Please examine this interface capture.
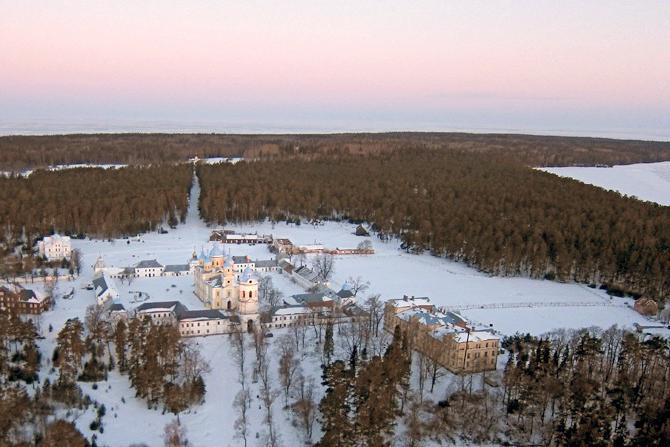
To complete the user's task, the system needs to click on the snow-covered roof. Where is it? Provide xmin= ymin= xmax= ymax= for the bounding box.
xmin=209 ymin=244 xmax=224 ymax=257
xmin=178 ymin=309 xmax=227 ymax=321
xmin=99 ymin=266 xmax=125 ymax=276
xmin=299 ymin=244 xmax=324 ymax=250
xmin=254 ymin=259 xmax=277 ymax=268
xmin=0 ymin=284 xmax=48 ymax=304
xmin=398 ymin=307 xmax=499 ymax=344
xmin=164 ymin=264 xmax=189 ymax=273
xmin=136 ymin=301 xmax=187 ymax=315
xmin=272 ymin=305 xmax=312 ymax=316
xmin=292 ymin=292 xmax=333 ymax=304
xmin=92 ymin=274 xmax=110 ymax=297
xmin=233 ymin=255 xmax=251 ymax=264
xmin=225 ymin=234 xmax=259 ymax=240
xmin=294 ymin=266 xmax=319 ymax=282
xmin=42 ymin=234 xmax=71 ymax=244
xmin=282 ymin=296 xmax=300 ymax=306
xmin=109 ymin=303 xmax=126 ymax=312
xmin=336 ymin=288 xmax=355 ymax=299
xmin=240 ymin=267 xmax=257 ymax=283
xmin=387 ymin=296 xmax=432 ymax=309
xmin=19 ymin=288 xmax=48 ymax=304
xmin=135 ymin=259 xmax=163 ymax=269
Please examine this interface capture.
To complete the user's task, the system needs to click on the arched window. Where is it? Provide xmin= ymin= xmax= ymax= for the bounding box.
xmin=242 ymin=291 xmax=246 ymax=298
xmin=249 ymin=291 xmax=253 ymax=298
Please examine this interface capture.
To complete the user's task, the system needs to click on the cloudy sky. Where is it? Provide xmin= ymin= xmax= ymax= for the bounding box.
xmin=2 ymin=1 xmax=669 ymax=137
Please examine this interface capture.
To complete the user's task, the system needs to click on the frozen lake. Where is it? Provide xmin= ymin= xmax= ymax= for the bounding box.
xmin=540 ymin=161 xmax=670 ymax=206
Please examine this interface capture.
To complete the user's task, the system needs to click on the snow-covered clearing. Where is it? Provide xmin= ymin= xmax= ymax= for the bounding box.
xmin=225 ymin=220 xmax=655 ymax=335
xmin=540 ymin=161 xmax=670 ymax=206
xmin=189 ymin=156 xmax=243 ymax=165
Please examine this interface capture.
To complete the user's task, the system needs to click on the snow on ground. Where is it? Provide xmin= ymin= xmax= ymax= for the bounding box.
xmin=189 ymin=156 xmax=243 ymax=165
xmin=25 ymin=167 xmax=669 ymax=446
xmin=540 ymin=161 xmax=670 ymax=206
xmin=225 ymin=220 xmax=657 ymax=335
xmin=1 ymin=163 xmax=127 ymax=178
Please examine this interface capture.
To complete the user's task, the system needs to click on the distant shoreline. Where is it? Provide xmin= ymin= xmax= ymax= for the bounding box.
xmin=1 ymin=123 xmax=668 ymax=142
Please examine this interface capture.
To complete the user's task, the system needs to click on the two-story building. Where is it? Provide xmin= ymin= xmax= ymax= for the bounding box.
xmin=37 ymin=234 xmax=72 ymax=261
xmin=133 ymin=260 xmax=165 ymax=277
xmin=384 ymin=297 xmax=500 ymax=373
xmin=0 ymin=283 xmax=51 ymax=315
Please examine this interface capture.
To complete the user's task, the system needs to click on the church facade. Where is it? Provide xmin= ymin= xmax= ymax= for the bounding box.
xmin=191 ymin=244 xmax=259 ymax=330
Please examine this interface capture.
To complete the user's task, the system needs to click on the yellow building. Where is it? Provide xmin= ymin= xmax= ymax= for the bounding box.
xmin=191 ymin=244 xmax=259 ymax=330
xmin=384 ymin=297 xmax=499 ymax=373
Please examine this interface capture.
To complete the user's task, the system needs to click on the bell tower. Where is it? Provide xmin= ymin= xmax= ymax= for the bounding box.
xmin=238 ymin=267 xmax=259 ymax=316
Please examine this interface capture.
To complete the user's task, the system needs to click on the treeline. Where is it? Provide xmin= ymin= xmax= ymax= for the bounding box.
xmin=198 ymin=151 xmax=670 ymax=300
xmin=317 ymin=323 xmax=670 ymax=446
xmin=3 ymin=132 xmax=670 ymax=170
xmin=0 ymin=164 xmax=192 ymax=249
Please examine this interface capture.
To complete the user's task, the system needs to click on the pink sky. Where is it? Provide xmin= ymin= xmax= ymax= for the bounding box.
xmin=1 ymin=1 xmax=669 ymax=135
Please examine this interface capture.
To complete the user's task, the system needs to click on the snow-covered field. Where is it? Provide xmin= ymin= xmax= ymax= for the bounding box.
xmin=25 ymin=165 xmax=670 ymax=446
xmin=540 ymin=161 xmax=670 ymax=206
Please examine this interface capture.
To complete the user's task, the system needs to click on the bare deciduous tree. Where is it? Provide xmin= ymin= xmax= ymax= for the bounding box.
xmin=292 ymin=373 xmax=317 ymax=443
xmin=278 ymin=335 xmax=300 ymax=406
xmin=163 ymin=419 xmax=188 ymax=447
xmin=258 ymin=338 xmax=280 ymax=447
xmin=230 ymin=327 xmax=246 ymax=390
xmin=339 ymin=320 xmax=369 ymax=360
xmin=312 ymin=253 xmax=335 ymax=282
xmin=179 ymin=342 xmax=211 ymax=383
xmin=365 ymin=294 xmax=384 ymax=338
xmin=233 ymin=389 xmax=251 ymax=447
xmin=347 ymin=275 xmax=370 ymax=297
xmin=70 ymin=248 xmax=82 ymax=275
xmin=357 ymin=239 xmax=373 ymax=251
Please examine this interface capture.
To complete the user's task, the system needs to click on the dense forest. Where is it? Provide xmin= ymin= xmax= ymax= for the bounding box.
xmin=317 ymin=322 xmax=670 ymax=446
xmin=0 ymin=306 xmax=207 ymax=445
xmin=199 ymin=151 xmax=670 ymax=301
xmin=2 ymin=132 xmax=670 ymax=170
xmin=0 ymin=165 xmax=192 ymax=249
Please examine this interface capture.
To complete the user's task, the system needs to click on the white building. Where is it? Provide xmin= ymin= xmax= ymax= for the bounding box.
xmin=135 ymin=301 xmax=187 ymax=325
xmin=92 ymin=274 xmax=119 ymax=307
xmin=133 ymin=300 xmax=245 ymax=336
xmin=178 ymin=309 xmax=233 ymax=337
xmin=133 ymin=259 xmax=164 ymax=277
xmin=254 ymin=259 xmax=280 ymax=273
xmin=37 ymin=234 xmax=72 ymax=261
xmin=163 ymin=264 xmax=190 ymax=276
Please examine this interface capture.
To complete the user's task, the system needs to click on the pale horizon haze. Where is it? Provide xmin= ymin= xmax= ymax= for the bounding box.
xmin=1 ymin=1 xmax=669 ymax=139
